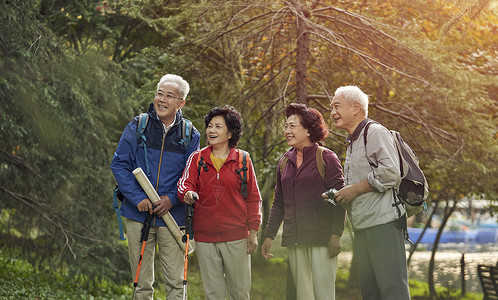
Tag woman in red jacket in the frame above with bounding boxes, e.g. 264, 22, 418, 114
177, 105, 262, 300
262, 103, 346, 300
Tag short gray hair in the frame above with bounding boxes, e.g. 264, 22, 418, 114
334, 85, 369, 116
157, 74, 190, 100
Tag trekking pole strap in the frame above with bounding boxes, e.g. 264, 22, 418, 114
112, 187, 126, 240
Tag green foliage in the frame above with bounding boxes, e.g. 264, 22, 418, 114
0, 249, 484, 299
1, 0, 134, 283
0, 249, 129, 299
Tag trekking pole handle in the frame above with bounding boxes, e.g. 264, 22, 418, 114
186, 205, 193, 219
186, 195, 196, 219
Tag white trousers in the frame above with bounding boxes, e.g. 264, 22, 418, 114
288, 246, 338, 300
196, 239, 251, 300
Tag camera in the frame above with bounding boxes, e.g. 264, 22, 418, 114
324, 188, 338, 206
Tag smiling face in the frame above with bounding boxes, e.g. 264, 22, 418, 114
330, 95, 359, 135
154, 81, 185, 125
284, 114, 311, 151
206, 115, 232, 148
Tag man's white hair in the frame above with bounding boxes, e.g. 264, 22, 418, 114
157, 74, 190, 100
334, 85, 369, 117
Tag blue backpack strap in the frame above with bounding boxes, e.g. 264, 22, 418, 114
137, 113, 150, 177
180, 119, 193, 149
112, 186, 126, 240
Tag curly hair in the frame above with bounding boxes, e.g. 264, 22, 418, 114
284, 103, 329, 143
204, 105, 243, 148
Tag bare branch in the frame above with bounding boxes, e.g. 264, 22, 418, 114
0, 186, 101, 247
0, 149, 43, 179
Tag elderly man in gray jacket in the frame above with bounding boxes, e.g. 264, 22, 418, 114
329, 85, 410, 300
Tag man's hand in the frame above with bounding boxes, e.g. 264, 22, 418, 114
152, 195, 173, 217
335, 179, 374, 204
246, 230, 258, 254
328, 234, 342, 258
261, 238, 274, 259
335, 185, 359, 204
137, 199, 153, 214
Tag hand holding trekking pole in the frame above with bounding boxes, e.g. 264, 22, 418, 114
184, 191, 198, 205
182, 196, 195, 300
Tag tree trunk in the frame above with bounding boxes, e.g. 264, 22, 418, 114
428, 199, 457, 299
289, 0, 310, 104
407, 202, 438, 266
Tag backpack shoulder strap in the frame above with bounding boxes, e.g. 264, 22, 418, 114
196, 148, 209, 175
390, 130, 406, 177
316, 146, 326, 181
180, 119, 193, 148
137, 113, 149, 140
278, 156, 288, 176
363, 120, 378, 146
363, 120, 379, 168
137, 113, 151, 176
112, 186, 126, 241
235, 150, 250, 198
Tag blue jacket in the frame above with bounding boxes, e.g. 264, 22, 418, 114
110, 103, 200, 227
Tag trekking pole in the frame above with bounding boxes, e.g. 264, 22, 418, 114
131, 213, 154, 300
182, 198, 195, 300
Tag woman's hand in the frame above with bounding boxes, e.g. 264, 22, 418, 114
246, 229, 258, 254
261, 238, 274, 259
184, 191, 199, 204
328, 234, 342, 258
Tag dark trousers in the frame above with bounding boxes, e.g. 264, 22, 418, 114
354, 220, 411, 300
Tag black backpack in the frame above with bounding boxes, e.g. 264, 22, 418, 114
364, 121, 429, 217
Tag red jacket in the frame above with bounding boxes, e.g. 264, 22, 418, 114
178, 146, 262, 243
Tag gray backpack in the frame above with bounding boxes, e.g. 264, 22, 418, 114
364, 121, 429, 217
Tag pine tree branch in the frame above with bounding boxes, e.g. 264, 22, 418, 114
0, 149, 43, 179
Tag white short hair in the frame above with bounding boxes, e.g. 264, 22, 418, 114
334, 86, 369, 116
157, 74, 190, 100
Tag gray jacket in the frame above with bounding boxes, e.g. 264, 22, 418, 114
344, 119, 405, 231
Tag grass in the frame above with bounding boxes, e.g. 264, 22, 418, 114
0, 246, 484, 300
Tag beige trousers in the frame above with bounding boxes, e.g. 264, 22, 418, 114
127, 218, 184, 300
288, 246, 338, 300
196, 239, 251, 300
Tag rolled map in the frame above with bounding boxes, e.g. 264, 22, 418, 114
132, 167, 194, 253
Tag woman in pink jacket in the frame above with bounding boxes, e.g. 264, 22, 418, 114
177, 105, 262, 300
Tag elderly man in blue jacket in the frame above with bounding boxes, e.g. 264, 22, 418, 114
111, 74, 200, 300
